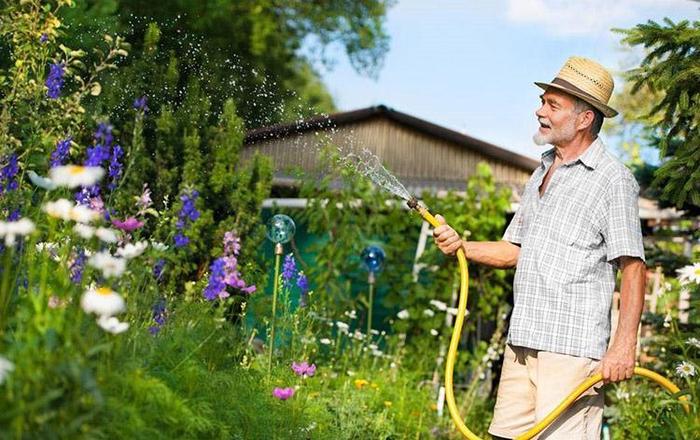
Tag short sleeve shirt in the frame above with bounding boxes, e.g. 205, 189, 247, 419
503, 138, 645, 360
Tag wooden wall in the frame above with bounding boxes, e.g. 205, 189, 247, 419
242, 116, 534, 191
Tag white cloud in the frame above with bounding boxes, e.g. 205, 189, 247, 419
506, 0, 696, 36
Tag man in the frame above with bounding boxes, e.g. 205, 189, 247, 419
433, 56, 646, 439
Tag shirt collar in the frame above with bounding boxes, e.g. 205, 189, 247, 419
577, 137, 605, 169
539, 137, 605, 170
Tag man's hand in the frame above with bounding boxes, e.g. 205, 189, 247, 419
432, 214, 462, 256
599, 342, 636, 383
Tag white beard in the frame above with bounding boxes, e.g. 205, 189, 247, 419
533, 115, 577, 146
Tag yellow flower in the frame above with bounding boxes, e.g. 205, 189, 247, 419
383, 401, 392, 408
370, 382, 379, 390
354, 379, 369, 390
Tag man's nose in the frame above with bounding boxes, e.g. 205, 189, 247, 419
535, 105, 547, 119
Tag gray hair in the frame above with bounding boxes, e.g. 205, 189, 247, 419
573, 97, 604, 136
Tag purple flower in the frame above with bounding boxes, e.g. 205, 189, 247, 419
50, 136, 72, 168
148, 299, 167, 335
40, 33, 48, 44
297, 272, 309, 307
0, 153, 19, 194
95, 122, 114, 147
45, 63, 65, 99
7, 209, 21, 222
203, 232, 256, 300
281, 254, 296, 284
153, 258, 165, 281
272, 387, 295, 400
74, 186, 99, 206
297, 272, 308, 293
136, 184, 153, 213
133, 96, 148, 112
203, 258, 228, 301
291, 361, 316, 377
223, 231, 240, 256
173, 190, 199, 248
112, 217, 144, 232
174, 233, 190, 248
69, 249, 87, 284
107, 144, 123, 191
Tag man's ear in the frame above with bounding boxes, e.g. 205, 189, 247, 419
576, 110, 595, 132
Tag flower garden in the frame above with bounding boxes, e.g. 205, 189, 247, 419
0, 1, 699, 439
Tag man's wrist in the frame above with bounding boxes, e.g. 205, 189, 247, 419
461, 240, 470, 259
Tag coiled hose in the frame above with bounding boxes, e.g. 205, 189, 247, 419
410, 200, 689, 440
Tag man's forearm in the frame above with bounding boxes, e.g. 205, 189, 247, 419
612, 258, 646, 347
461, 240, 519, 269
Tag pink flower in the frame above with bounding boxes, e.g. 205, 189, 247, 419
291, 361, 316, 377
272, 387, 295, 400
112, 217, 144, 232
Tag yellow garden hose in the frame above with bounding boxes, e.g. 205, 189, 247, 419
410, 200, 690, 440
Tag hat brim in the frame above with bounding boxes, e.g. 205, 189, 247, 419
535, 81, 618, 118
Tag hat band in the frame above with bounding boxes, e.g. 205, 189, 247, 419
551, 77, 606, 107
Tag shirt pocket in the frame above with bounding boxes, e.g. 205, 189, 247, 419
567, 216, 603, 249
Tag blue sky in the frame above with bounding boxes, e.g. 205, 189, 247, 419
314, 0, 699, 163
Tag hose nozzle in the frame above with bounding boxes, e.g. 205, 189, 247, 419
406, 197, 419, 210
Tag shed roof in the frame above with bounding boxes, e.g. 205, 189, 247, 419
245, 105, 539, 172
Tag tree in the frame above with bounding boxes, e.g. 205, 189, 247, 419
60, 0, 395, 128
616, 18, 700, 212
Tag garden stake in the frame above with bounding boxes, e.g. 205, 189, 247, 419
406, 196, 690, 440
367, 271, 375, 336
362, 244, 385, 336
268, 242, 283, 382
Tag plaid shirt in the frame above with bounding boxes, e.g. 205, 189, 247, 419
503, 137, 645, 360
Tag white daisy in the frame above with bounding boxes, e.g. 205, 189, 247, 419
48, 165, 104, 188
675, 361, 697, 378
27, 170, 56, 190
44, 198, 74, 221
319, 338, 332, 345
73, 223, 95, 239
96, 315, 129, 334
352, 330, 365, 340
116, 241, 148, 259
80, 286, 125, 317
0, 355, 14, 385
430, 299, 448, 311
430, 329, 439, 336
151, 241, 169, 252
95, 227, 118, 243
397, 309, 410, 320
446, 307, 459, 316
686, 337, 700, 349
372, 349, 383, 357
423, 309, 435, 317
69, 204, 99, 224
0, 218, 35, 246
677, 263, 700, 285
335, 321, 350, 333
615, 388, 631, 402
88, 251, 126, 278
43, 199, 99, 224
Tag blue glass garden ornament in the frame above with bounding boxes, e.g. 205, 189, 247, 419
266, 214, 296, 244
362, 245, 385, 274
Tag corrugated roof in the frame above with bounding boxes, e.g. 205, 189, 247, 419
245, 105, 540, 171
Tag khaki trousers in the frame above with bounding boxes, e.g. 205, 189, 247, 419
488, 344, 604, 439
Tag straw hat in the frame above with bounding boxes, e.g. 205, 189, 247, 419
535, 56, 618, 118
